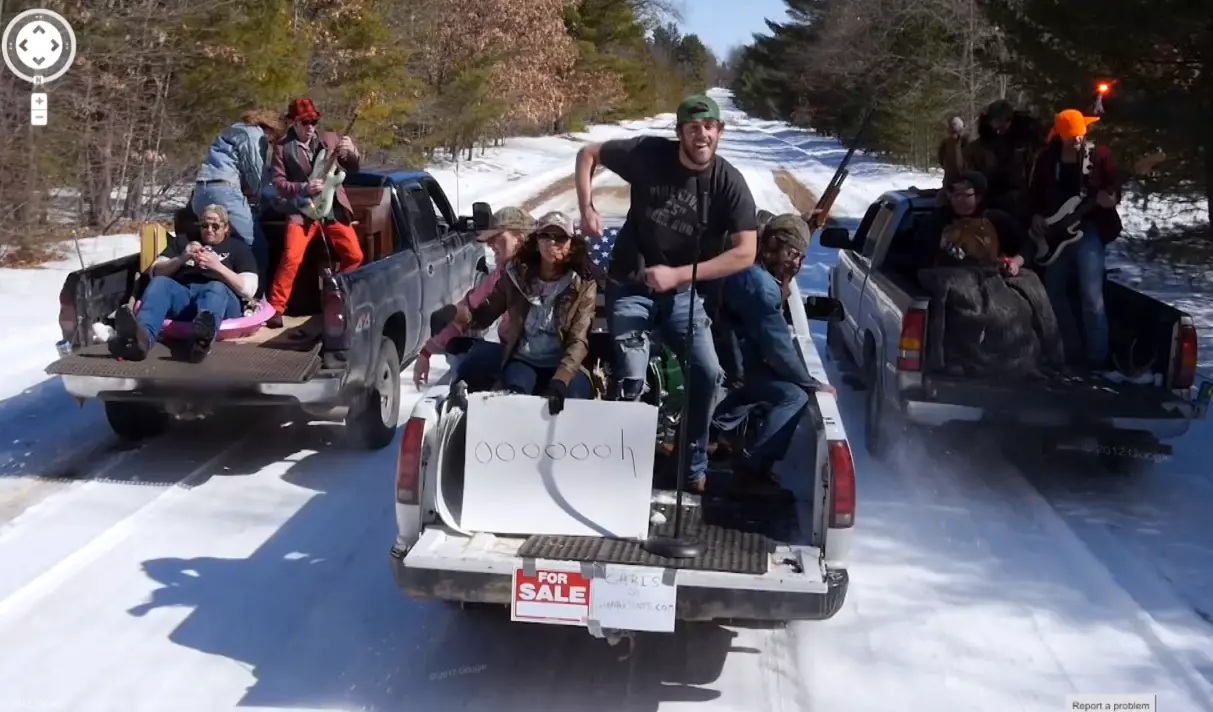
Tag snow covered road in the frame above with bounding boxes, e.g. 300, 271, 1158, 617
2, 90, 1213, 711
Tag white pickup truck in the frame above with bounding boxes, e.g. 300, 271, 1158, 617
388, 223, 856, 638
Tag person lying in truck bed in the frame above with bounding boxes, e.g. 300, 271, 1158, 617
710, 213, 836, 496
109, 204, 258, 363
453, 211, 599, 416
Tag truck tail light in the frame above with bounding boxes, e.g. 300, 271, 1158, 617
897, 308, 926, 371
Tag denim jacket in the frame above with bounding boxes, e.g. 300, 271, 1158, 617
721, 264, 819, 391
195, 122, 270, 197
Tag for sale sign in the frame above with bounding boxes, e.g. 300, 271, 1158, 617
511, 563, 591, 626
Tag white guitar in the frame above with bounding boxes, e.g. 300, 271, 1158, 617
296, 104, 364, 221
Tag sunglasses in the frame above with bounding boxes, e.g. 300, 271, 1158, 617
537, 231, 571, 244
200, 222, 225, 231
298, 119, 318, 127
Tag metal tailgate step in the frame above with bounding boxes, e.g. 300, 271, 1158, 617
46, 341, 322, 384
516, 503, 774, 575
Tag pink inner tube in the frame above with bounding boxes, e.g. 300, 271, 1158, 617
152, 299, 276, 341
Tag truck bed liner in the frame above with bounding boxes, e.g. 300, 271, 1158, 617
517, 500, 777, 575
923, 372, 1191, 418
47, 340, 323, 384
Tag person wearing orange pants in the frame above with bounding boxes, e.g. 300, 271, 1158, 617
266, 97, 364, 328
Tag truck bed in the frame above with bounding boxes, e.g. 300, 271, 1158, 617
47, 338, 322, 384
920, 371, 1194, 420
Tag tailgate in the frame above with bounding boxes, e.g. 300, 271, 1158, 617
921, 372, 1194, 420
46, 340, 322, 385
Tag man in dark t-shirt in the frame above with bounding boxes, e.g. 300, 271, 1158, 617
575, 94, 759, 492
110, 203, 259, 363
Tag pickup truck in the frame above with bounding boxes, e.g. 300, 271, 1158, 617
388, 218, 857, 639
821, 187, 1204, 471
46, 169, 486, 450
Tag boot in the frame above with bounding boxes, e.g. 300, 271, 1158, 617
110, 306, 151, 361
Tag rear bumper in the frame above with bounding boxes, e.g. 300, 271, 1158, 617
61, 373, 344, 405
903, 398, 1196, 440
388, 547, 849, 624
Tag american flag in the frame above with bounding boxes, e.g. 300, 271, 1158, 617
587, 226, 619, 273
586, 227, 619, 334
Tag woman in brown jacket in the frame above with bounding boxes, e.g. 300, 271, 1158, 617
454, 211, 598, 415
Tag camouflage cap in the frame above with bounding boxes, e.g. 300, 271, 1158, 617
477, 206, 535, 241
533, 210, 576, 237
762, 213, 811, 254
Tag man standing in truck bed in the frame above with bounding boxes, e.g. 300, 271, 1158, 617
575, 94, 759, 493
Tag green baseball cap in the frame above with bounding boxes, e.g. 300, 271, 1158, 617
676, 95, 721, 125
478, 206, 534, 241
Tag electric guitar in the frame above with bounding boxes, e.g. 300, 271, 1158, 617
297, 102, 366, 222
1030, 150, 1164, 266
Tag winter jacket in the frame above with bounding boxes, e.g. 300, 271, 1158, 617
422, 263, 511, 355
271, 127, 361, 225
467, 263, 597, 387
1028, 139, 1124, 243
937, 135, 971, 188
195, 122, 272, 197
964, 110, 1044, 221
890, 205, 1026, 274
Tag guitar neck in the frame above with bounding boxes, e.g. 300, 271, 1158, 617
319, 111, 361, 175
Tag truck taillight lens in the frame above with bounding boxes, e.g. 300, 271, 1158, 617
1173, 324, 1198, 389
321, 271, 350, 350
897, 308, 926, 371
828, 441, 856, 528
395, 417, 425, 505
58, 301, 78, 344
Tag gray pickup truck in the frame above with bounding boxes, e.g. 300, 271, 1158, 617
820, 187, 1204, 472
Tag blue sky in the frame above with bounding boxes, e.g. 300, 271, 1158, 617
680, 0, 791, 58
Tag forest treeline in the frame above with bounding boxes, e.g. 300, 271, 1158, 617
726, 0, 1212, 224
0, 0, 720, 257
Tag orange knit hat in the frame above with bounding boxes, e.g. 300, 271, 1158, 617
1049, 109, 1099, 141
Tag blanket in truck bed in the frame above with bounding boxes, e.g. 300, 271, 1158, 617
917, 265, 1065, 379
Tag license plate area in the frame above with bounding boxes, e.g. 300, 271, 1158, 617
511, 559, 678, 634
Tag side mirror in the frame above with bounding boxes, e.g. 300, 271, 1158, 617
818, 226, 851, 250
804, 295, 844, 322
472, 202, 492, 231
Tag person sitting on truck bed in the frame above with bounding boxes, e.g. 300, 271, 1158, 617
711, 214, 836, 494
109, 204, 258, 363
454, 212, 598, 416
414, 206, 534, 390
890, 171, 1027, 276
575, 94, 758, 492
191, 109, 285, 286
964, 99, 1044, 223
266, 97, 364, 329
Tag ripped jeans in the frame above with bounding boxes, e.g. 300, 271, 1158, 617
607, 283, 725, 482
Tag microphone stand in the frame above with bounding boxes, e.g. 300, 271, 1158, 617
643, 189, 709, 561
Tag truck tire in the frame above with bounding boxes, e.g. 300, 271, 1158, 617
104, 401, 169, 443
864, 357, 889, 459
347, 336, 401, 450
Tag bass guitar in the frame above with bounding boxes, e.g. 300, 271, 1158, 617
296, 102, 365, 222
1030, 150, 1164, 266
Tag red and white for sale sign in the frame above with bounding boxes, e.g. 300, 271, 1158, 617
511, 563, 591, 626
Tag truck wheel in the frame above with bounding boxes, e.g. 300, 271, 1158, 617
347, 336, 401, 450
864, 359, 889, 459
104, 401, 169, 443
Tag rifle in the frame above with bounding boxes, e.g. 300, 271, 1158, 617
805, 108, 874, 232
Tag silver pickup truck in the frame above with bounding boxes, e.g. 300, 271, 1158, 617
821, 188, 1205, 472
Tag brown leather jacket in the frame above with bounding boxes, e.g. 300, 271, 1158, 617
271, 128, 360, 224
468, 264, 597, 386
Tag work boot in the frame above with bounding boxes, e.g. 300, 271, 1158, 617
110, 305, 151, 361
266, 311, 284, 329
189, 311, 217, 363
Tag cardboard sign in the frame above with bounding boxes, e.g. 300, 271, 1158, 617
511, 563, 590, 626
589, 565, 677, 633
461, 393, 658, 539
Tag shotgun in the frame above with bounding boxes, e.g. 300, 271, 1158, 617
806, 108, 874, 232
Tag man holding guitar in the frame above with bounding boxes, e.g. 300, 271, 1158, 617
1027, 108, 1122, 371
266, 97, 365, 328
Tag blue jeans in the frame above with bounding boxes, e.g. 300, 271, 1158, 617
192, 184, 269, 288
1043, 225, 1108, 366
713, 377, 810, 468
455, 340, 505, 391
138, 277, 242, 342
501, 359, 593, 398
607, 284, 725, 480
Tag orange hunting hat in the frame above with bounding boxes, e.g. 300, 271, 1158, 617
1049, 109, 1099, 141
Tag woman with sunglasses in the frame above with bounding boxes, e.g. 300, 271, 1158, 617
109, 204, 258, 363
454, 211, 598, 416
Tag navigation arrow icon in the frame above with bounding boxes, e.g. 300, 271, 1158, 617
51, 40, 60, 52
33, 56, 45, 65
18, 39, 27, 52
32, 24, 45, 34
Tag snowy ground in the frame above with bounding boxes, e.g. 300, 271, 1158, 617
1, 89, 1212, 711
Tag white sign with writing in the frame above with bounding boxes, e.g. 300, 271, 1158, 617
461, 393, 658, 539
589, 565, 677, 633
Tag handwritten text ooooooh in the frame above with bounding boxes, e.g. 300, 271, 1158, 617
472, 429, 638, 477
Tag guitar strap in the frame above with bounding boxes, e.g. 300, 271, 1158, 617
1053, 140, 1095, 199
